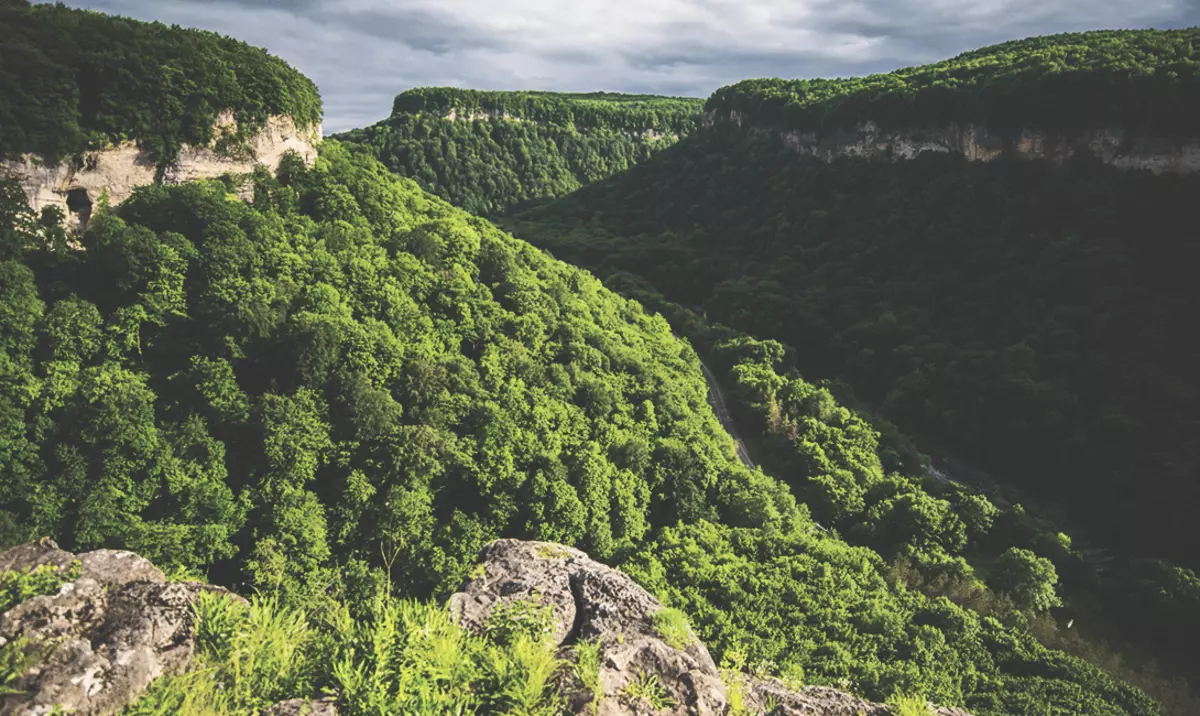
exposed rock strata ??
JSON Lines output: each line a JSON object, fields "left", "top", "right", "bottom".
{"left": 709, "top": 112, "right": 1200, "bottom": 174}
{"left": 0, "top": 540, "right": 236, "bottom": 716}
{"left": 2, "top": 538, "right": 975, "bottom": 715}
{"left": 0, "top": 112, "right": 321, "bottom": 231}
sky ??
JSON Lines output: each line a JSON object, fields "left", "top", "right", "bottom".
{"left": 57, "top": 0, "right": 1200, "bottom": 133}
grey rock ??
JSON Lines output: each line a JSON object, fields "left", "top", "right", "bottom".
{"left": 746, "top": 680, "right": 890, "bottom": 715}
{"left": 263, "top": 697, "right": 339, "bottom": 716}
{"left": 746, "top": 678, "right": 973, "bottom": 716}
{"left": 0, "top": 542, "right": 234, "bottom": 716}
{"left": 0, "top": 539, "right": 76, "bottom": 575}
{"left": 449, "top": 539, "right": 725, "bottom": 716}
{"left": 451, "top": 540, "right": 973, "bottom": 716}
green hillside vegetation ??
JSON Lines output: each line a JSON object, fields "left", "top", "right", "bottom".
{"left": 506, "top": 124, "right": 1200, "bottom": 705}
{"left": 0, "top": 138, "right": 1164, "bottom": 713}
{"left": 0, "top": 0, "right": 321, "bottom": 165}
{"left": 334, "top": 88, "right": 702, "bottom": 215}
{"left": 707, "top": 29, "right": 1200, "bottom": 135}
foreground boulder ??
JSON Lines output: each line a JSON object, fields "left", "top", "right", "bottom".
{"left": 0, "top": 540, "right": 234, "bottom": 716}
{"left": 450, "top": 539, "right": 974, "bottom": 716}
{"left": 450, "top": 539, "right": 725, "bottom": 715}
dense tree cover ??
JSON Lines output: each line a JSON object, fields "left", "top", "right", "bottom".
{"left": 507, "top": 128, "right": 1200, "bottom": 567}
{"left": 0, "top": 0, "right": 322, "bottom": 165}
{"left": 707, "top": 29, "right": 1200, "bottom": 136}
{"left": 334, "top": 88, "right": 702, "bottom": 215}
{"left": 591, "top": 276, "right": 1200, "bottom": 713}
{"left": 0, "top": 140, "right": 794, "bottom": 600}
{"left": 626, "top": 523, "right": 1154, "bottom": 716}
{"left": 0, "top": 139, "right": 1164, "bottom": 713}
{"left": 505, "top": 128, "right": 1200, "bottom": 701}
{"left": 390, "top": 88, "right": 703, "bottom": 133}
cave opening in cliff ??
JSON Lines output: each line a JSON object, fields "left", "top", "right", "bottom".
{"left": 65, "top": 188, "right": 92, "bottom": 231}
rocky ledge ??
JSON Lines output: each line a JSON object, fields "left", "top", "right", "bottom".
{"left": 449, "top": 539, "right": 972, "bottom": 716}
{"left": 0, "top": 112, "right": 321, "bottom": 233}
{"left": 0, "top": 539, "right": 973, "bottom": 715}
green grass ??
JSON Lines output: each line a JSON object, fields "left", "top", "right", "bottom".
{"left": 0, "top": 561, "right": 81, "bottom": 614}
{"left": 653, "top": 607, "right": 696, "bottom": 650}
{"left": 573, "top": 639, "right": 603, "bottom": 715}
{"left": 621, "top": 671, "right": 676, "bottom": 711}
{"left": 887, "top": 693, "right": 932, "bottom": 716}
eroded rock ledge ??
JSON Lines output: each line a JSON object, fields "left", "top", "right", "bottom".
{"left": 708, "top": 112, "right": 1200, "bottom": 174}
{"left": 0, "top": 112, "right": 321, "bottom": 231}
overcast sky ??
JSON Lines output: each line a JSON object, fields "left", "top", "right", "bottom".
{"left": 57, "top": 0, "right": 1200, "bottom": 133}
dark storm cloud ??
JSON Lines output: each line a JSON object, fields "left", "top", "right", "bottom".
{"left": 52, "top": 0, "right": 1197, "bottom": 133}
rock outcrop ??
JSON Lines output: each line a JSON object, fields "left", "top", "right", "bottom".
{"left": 450, "top": 539, "right": 974, "bottom": 716}
{"left": 0, "top": 540, "right": 237, "bottom": 716}
{"left": 262, "top": 697, "right": 339, "bottom": 716}
{"left": 709, "top": 112, "right": 1200, "bottom": 175}
{"left": 1, "top": 538, "right": 975, "bottom": 716}
{"left": 450, "top": 539, "right": 725, "bottom": 715}
{"left": 0, "top": 112, "right": 321, "bottom": 232}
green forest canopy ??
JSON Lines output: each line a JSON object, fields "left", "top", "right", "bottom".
{"left": 706, "top": 29, "right": 1200, "bottom": 135}
{"left": 334, "top": 89, "right": 703, "bottom": 216}
{"left": 0, "top": 139, "right": 1162, "bottom": 714}
{"left": 505, "top": 127, "right": 1200, "bottom": 705}
{"left": 0, "top": 0, "right": 322, "bottom": 164}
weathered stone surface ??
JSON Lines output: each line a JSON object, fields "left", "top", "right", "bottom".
{"left": 746, "top": 680, "right": 890, "bottom": 716}
{"left": 263, "top": 697, "right": 339, "bottom": 716}
{"left": 745, "top": 679, "right": 973, "bottom": 716}
{"left": 706, "top": 111, "right": 1200, "bottom": 175}
{"left": 451, "top": 540, "right": 974, "bottom": 716}
{"left": 0, "top": 112, "right": 322, "bottom": 232}
{"left": 0, "top": 540, "right": 75, "bottom": 575}
{"left": 0, "top": 541, "right": 234, "bottom": 716}
{"left": 449, "top": 539, "right": 724, "bottom": 716}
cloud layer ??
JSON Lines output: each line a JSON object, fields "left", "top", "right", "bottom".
{"left": 56, "top": 0, "right": 1199, "bottom": 132}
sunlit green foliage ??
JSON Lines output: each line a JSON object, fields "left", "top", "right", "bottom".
{"left": 0, "top": 560, "right": 81, "bottom": 614}
{"left": 0, "top": 138, "right": 788, "bottom": 602}
{"left": 0, "top": 0, "right": 322, "bottom": 164}
{"left": 335, "top": 88, "right": 702, "bottom": 215}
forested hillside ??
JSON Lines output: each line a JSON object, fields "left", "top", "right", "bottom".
{"left": 0, "top": 136, "right": 1167, "bottom": 713}
{"left": 335, "top": 88, "right": 702, "bottom": 215}
{"left": 706, "top": 29, "right": 1200, "bottom": 135}
{"left": 0, "top": 0, "right": 322, "bottom": 165}
{"left": 508, "top": 128, "right": 1200, "bottom": 569}
{"left": 507, "top": 121, "right": 1200, "bottom": 709}
{"left": 1, "top": 4, "right": 1194, "bottom": 713}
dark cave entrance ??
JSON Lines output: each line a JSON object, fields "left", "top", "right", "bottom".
{"left": 65, "top": 188, "right": 92, "bottom": 232}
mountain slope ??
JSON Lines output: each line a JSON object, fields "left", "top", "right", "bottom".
{"left": 0, "top": 0, "right": 321, "bottom": 165}
{"left": 503, "top": 31, "right": 1200, "bottom": 708}
{"left": 334, "top": 88, "right": 702, "bottom": 215}
{"left": 0, "top": 140, "right": 1164, "bottom": 714}
{"left": 0, "top": 8, "right": 1178, "bottom": 713}
{"left": 706, "top": 29, "right": 1200, "bottom": 135}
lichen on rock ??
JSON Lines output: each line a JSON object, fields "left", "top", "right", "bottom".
{"left": 0, "top": 540, "right": 237, "bottom": 716}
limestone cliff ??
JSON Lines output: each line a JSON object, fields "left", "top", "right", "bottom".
{"left": 709, "top": 112, "right": 1200, "bottom": 174}
{"left": 0, "top": 112, "right": 321, "bottom": 231}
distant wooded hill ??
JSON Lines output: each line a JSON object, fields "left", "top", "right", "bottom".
{"left": 333, "top": 88, "right": 703, "bottom": 215}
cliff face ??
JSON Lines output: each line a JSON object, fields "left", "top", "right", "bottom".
{"left": 0, "top": 112, "right": 321, "bottom": 230}
{"left": 712, "top": 112, "right": 1200, "bottom": 174}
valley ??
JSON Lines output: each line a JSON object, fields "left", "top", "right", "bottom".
{"left": 1, "top": 3, "right": 1198, "bottom": 714}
